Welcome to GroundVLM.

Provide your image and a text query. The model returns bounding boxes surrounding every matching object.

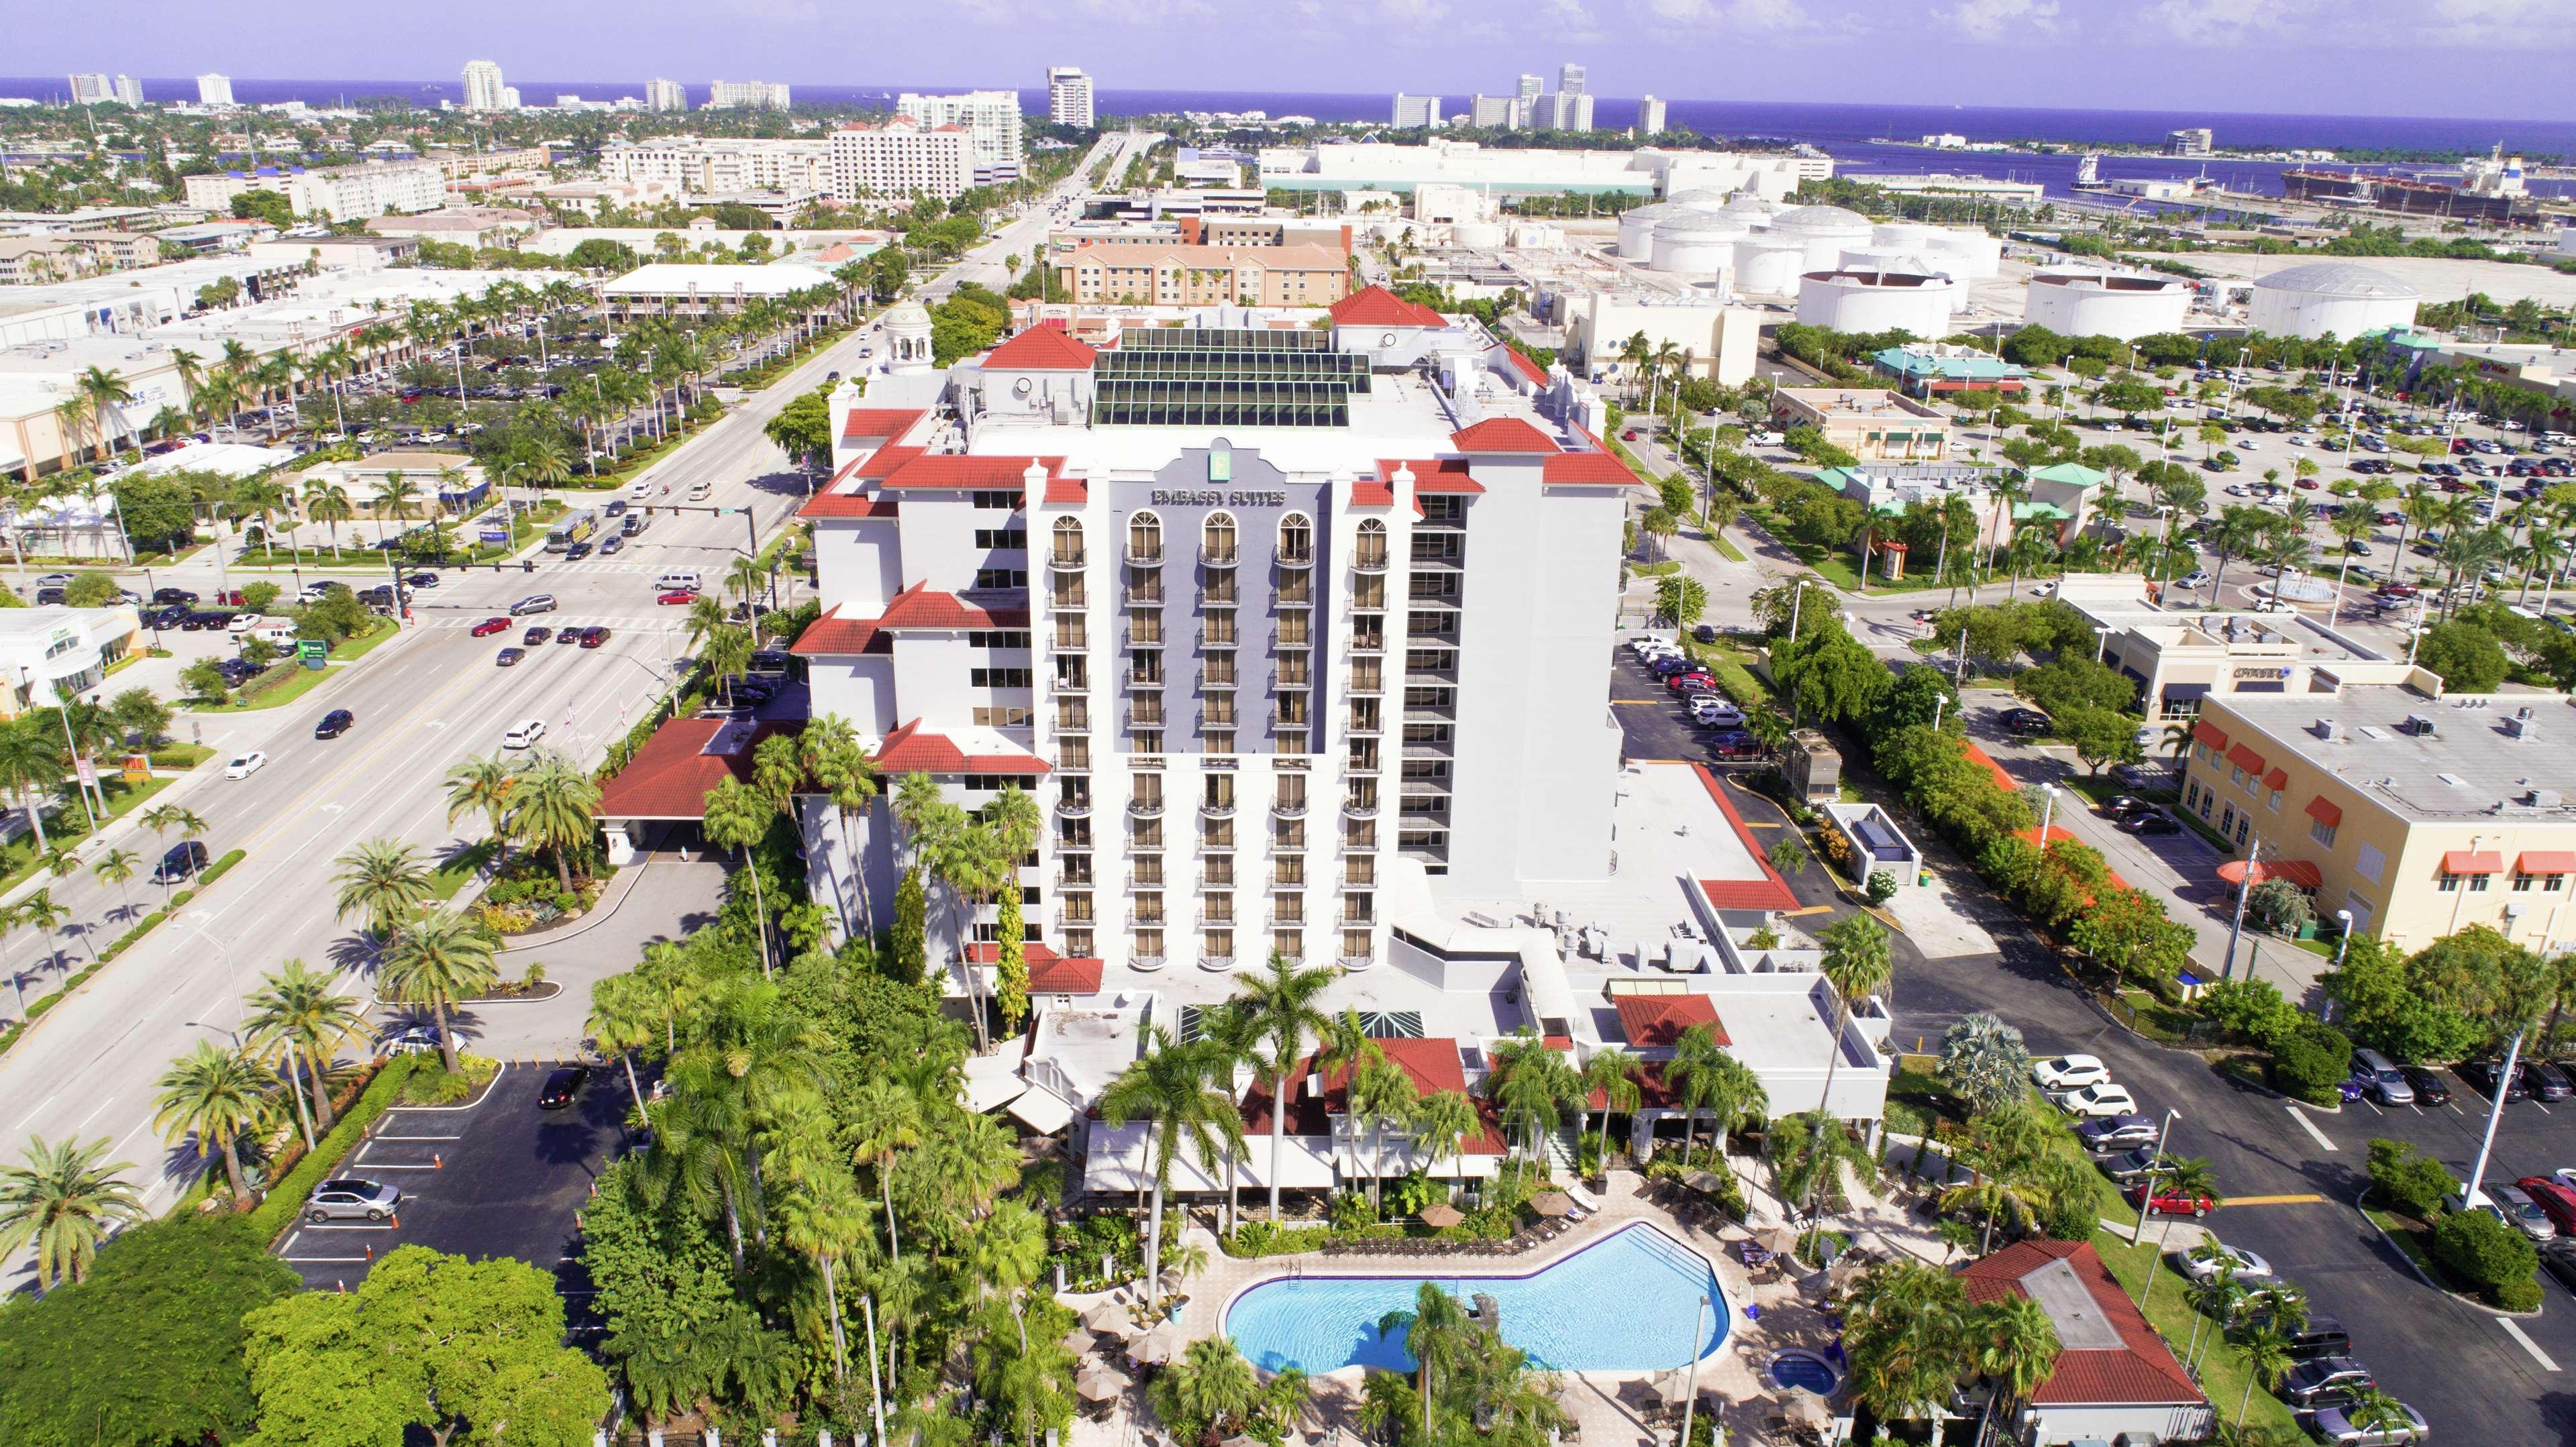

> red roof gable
[876,581,1029,630]
[1504,348,1549,386]
[962,941,1106,995]
[1690,762,1802,913]
[1376,458,1486,495]
[1329,284,1445,328]
[1450,417,1562,454]
[870,718,1050,777]
[1045,476,1088,504]
[1349,479,1394,507]
[1614,994,1728,1049]
[983,327,1098,370]
[1237,1038,1506,1155]
[878,453,1062,492]
[1959,1240,2204,1408]
[598,718,784,821]
[840,407,929,442]
[799,487,900,521]
[789,605,889,657]
[1541,449,1645,488]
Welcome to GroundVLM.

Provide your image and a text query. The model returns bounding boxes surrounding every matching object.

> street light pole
[2220,835,2262,981]
[2464,1028,2527,1210]
[1676,1295,1709,1447]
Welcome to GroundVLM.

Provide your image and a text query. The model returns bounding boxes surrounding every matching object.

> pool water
[1223,1223,1729,1374]
[1769,1350,1841,1395]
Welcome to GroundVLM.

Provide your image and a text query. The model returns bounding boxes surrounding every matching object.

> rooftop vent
[2401,714,2438,737]
[2312,718,2340,741]
[2506,714,2542,741]
[2527,788,2565,808]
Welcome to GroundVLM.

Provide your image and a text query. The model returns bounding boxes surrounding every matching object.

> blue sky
[18,0,2576,121]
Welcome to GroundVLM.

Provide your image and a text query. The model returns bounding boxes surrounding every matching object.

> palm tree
[775,1168,868,1384]
[2139,1156,2224,1309]
[13,890,68,989]
[331,837,431,939]
[1971,1294,2063,1440]
[1098,1028,1241,1315]
[980,784,1043,1028]
[1351,1056,1419,1214]
[377,912,499,1075]
[1805,910,1892,1216]
[443,754,519,872]
[505,754,602,892]
[1233,950,1339,1220]
[927,816,1007,1052]
[1482,1031,1575,1163]
[242,958,368,1139]
[1376,1283,1474,1444]
[703,775,777,976]
[0,1135,146,1289]
[91,846,140,927]
[1666,1024,1767,1165]
[0,716,64,855]
[2234,1323,2296,1426]
[1578,1046,1640,1163]
[74,366,136,458]
[849,1075,922,1261]
[306,482,354,558]
[1766,1111,1873,1244]
[153,1041,273,1206]
[1408,1088,1478,1195]
[584,972,660,1123]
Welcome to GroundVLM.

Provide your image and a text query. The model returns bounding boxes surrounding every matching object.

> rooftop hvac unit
[2313,718,2340,741]
[2526,788,2565,808]
[2505,714,2542,741]
[2401,714,2438,737]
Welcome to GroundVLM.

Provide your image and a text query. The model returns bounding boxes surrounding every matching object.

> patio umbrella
[1420,1203,1465,1228]
[1756,1226,1801,1256]
[1651,1369,1698,1407]
[1130,1323,1182,1365]
[1061,1326,1098,1356]
[1082,1302,1138,1338]
[1530,1191,1574,1218]
[1684,1170,1729,1197]
[1783,1393,1831,1430]
[1824,1256,1867,1292]
[1076,1366,1131,1402]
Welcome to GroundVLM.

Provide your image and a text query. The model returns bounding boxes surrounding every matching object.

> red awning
[2217,858,2322,889]
[2305,796,2344,828]
[2517,852,2576,875]
[2262,767,2289,792]
[2226,743,2267,775]
[2442,851,2505,875]
[2193,721,2228,751]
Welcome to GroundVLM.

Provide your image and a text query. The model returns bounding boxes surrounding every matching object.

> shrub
[2267,1018,2352,1106]
[2367,1138,2459,1220]
[242,1059,413,1242]
[1327,1189,1374,1230]
[2198,978,2298,1049]
[1865,869,1898,904]
[2247,878,2313,935]
[2432,1206,2538,1307]
[2495,1275,2545,1312]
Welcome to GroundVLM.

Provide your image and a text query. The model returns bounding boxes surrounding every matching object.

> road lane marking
[2499,1317,2561,1371]
[72,1095,115,1131]
[375,1134,464,1141]
[2285,1106,2338,1151]
[2224,1193,2327,1206]
[12,1092,58,1130]
[285,1254,373,1263]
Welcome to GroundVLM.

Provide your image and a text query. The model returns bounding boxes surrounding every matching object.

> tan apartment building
[2181,680,2576,953]
[1769,387,1951,462]
[1052,242,1351,309]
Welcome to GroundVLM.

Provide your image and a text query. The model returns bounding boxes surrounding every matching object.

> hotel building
[1047,67,1095,129]
[895,91,1025,185]
[1049,242,1351,308]
[829,117,976,203]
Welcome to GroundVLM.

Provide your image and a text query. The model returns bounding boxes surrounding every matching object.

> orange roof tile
[788,606,888,656]
[876,581,1029,630]
[1329,284,1445,328]
[982,326,1098,370]
[1958,1241,2205,1408]
[1376,458,1485,495]
[1450,417,1561,454]
[1614,994,1727,1049]
[598,718,786,821]
[840,407,929,441]
[1690,763,1801,912]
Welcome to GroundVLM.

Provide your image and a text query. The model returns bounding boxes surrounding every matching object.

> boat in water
[2072,153,2106,190]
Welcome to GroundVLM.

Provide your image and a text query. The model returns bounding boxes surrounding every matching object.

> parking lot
[274,1061,630,1296]
[1610,641,1761,767]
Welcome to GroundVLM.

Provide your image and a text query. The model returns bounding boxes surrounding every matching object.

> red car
[657,589,697,605]
[2126,1182,2214,1218]
[1666,672,1716,693]
[2294,479,2319,490]
[469,617,509,637]
[580,626,611,648]
[2518,1177,2576,1234]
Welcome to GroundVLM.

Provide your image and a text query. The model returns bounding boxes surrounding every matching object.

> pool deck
[1062,1162,1948,1447]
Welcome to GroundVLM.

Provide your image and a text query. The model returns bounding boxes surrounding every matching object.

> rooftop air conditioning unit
[2506,714,2541,741]
[2313,718,2339,741]
[2402,714,2437,737]
[2526,788,2565,808]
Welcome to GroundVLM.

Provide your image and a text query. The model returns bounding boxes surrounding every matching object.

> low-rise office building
[0,605,142,714]
[2059,574,2389,726]
[598,262,841,319]
[1050,242,1351,308]
[2181,680,2576,952]
[1769,388,1951,463]
[1563,290,1761,387]
[1871,343,2028,398]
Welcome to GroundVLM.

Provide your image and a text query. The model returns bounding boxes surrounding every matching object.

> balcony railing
[1055,796,1094,818]
[1347,672,1384,696]
[1127,542,1165,566]
[1127,796,1166,819]
[1272,712,1315,733]
[1337,908,1378,929]
[1124,670,1166,691]
[1353,550,1390,574]
[1349,634,1386,655]
[1342,798,1380,819]
[1200,797,1237,819]
[1048,548,1088,571]
[1127,908,1168,929]
[1202,546,1240,569]
[1271,798,1308,819]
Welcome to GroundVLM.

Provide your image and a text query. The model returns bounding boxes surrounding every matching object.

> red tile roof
[2193,721,2228,751]
[1690,763,1802,913]
[852,444,927,482]
[789,606,889,656]
[2518,851,2576,875]
[1329,284,1445,328]
[1237,1038,1506,1155]
[982,327,1098,370]
[799,490,900,521]
[2443,850,2504,875]
[598,718,783,821]
[1614,994,1728,1050]
[869,718,1050,776]
[878,453,1063,492]
[1504,348,1549,386]
[1349,479,1394,507]
[962,941,1105,995]
[2225,743,2266,775]
[2304,795,2343,827]
[840,407,930,442]
[1450,417,1561,454]
[1541,449,1645,488]
[1044,476,1088,504]
[876,581,1029,630]
[1958,1240,2204,1407]
[2216,857,2321,889]
[1376,458,1486,495]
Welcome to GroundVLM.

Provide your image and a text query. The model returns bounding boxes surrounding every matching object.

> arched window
[1202,511,1238,566]
[1051,517,1085,568]
[1354,519,1389,570]
[1127,511,1163,566]
[1278,513,1313,565]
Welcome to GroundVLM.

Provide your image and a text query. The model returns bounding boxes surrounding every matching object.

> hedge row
[244,1055,421,1242]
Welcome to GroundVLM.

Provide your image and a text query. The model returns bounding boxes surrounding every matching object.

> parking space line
[375,1134,465,1141]
[297,1220,405,1230]
[347,1163,442,1171]
[2225,1193,2327,1206]
[2536,1102,2554,1116]
[2499,1318,2562,1371]
[285,1254,374,1264]
[2285,1106,2339,1151]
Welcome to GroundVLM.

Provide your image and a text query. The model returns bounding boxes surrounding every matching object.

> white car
[1694,701,1746,728]
[2176,1244,2274,1283]
[2053,1083,2142,1118]
[2032,1055,2111,1091]
[502,718,548,751]
[224,750,268,780]
[227,612,266,635]
[299,582,338,602]
[2175,571,2214,590]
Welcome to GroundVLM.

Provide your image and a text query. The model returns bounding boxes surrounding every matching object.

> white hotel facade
[790,288,1639,975]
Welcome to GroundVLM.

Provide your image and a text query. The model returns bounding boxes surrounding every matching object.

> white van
[627,479,656,500]
[685,480,713,501]
[656,569,703,593]
[502,718,548,750]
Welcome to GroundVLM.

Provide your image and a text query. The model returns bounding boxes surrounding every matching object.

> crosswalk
[418,611,692,632]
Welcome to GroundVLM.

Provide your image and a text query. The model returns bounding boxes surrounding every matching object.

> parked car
[495,647,526,667]
[223,751,267,780]
[2000,707,2051,737]
[2516,1177,2576,1235]
[538,1066,590,1110]
[2491,1183,2559,1242]
[2308,1401,2426,1445]
[2073,1114,2160,1153]
[313,708,355,739]
[304,1178,403,1223]
[2052,1083,2141,1118]
[2032,1055,2112,1091]
[470,617,509,637]
[2098,1146,2168,1185]
[378,1023,444,1056]
[2277,1356,2374,1409]
[2125,1181,2214,1217]
[521,626,552,645]
[2462,1057,2534,1101]
[2529,1059,2576,1101]
[2177,1243,2274,1283]
[2400,1066,2453,1106]
[150,587,198,606]
[2100,795,2157,820]
[657,589,698,606]
[581,625,611,648]
[2119,811,2182,836]
[2348,1049,2415,1106]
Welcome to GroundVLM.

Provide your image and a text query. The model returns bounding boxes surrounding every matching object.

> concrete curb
[494,854,656,956]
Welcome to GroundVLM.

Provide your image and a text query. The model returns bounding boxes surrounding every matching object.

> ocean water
[9,78,2571,203]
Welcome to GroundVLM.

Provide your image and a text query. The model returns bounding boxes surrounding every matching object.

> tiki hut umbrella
[1076,1365,1131,1402]
[1530,1191,1574,1218]
[1082,1301,1139,1338]
[1420,1202,1465,1228]
[1130,1322,1184,1365]
[1062,1326,1098,1356]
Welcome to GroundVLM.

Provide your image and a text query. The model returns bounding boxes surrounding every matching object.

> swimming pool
[1223,1222,1729,1374]
[1768,1349,1842,1395]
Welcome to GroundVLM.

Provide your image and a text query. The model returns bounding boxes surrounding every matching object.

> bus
[544,508,599,553]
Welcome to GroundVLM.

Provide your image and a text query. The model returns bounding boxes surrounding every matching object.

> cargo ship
[2281,146,2540,225]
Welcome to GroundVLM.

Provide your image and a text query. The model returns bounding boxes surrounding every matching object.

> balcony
[1275,632,1313,651]
[1347,672,1384,696]
[1124,706,1166,732]
[1127,541,1165,567]
[1197,833,1237,855]
[1272,672,1312,693]
[1055,864,1096,890]
[1403,665,1459,688]
[1052,674,1089,694]
[1346,714,1384,737]
[1055,795,1094,818]
[1055,833,1094,853]
[1342,867,1378,890]
[1349,634,1386,656]
[1124,578,1165,606]
[1196,905,1237,929]
[1271,797,1308,820]
[1278,547,1315,569]
[1048,548,1088,572]
[1272,712,1315,734]
[1198,625,1241,649]
[1200,796,1237,820]
[1267,903,1306,927]
[1129,953,1168,973]
[1055,710,1092,734]
[1353,550,1390,574]
[1201,545,1240,570]
[1053,906,1096,934]
[1127,795,1166,819]
[1342,798,1381,820]
[1336,908,1378,929]
[1127,908,1168,929]
[1123,670,1166,692]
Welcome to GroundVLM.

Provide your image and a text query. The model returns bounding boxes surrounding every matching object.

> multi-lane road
[0,134,1135,1291]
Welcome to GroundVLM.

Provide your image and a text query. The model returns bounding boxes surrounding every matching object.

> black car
[34,587,65,605]
[2400,1066,2453,1106]
[152,604,190,629]
[405,572,438,588]
[1692,624,1718,643]
[538,1066,589,1110]
[2462,1058,2532,1102]
[2100,795,2157,820]
[2075,1114,2161,1153]
[151,840,209,884]
[496,647,526,667]
[314,708,355,740]
[564,541,593,561]
[2279,1356,2374,1409]
[2544,1242,2576,1295]
[2000,708,2051,737]
[556,625,585,645]
[603,498,627,517]
[2530,1061,2576,1102]
[2120,812,2182,837]
[150,587,199,606]
[522,626,552,645]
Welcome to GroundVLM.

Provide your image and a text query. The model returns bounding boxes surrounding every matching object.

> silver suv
[305,1177,402,1222]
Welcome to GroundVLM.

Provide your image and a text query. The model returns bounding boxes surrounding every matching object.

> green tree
[0,1134,146,1289]
[442,754,519,873]
[0,716,64,854]
[701,775,776,976]
[1233,950,1339,1220]
[243,957,369,1140]
[2365,1137,2459,1219]
[379,912,499,1075]
[1098,1030,1243,1314]
[1937,1012,2032,1116]
[762,386,835,469]
[332,837,432,939]
[239,1244,612,1447]
[108,686,172,746]
[152,1042,272,1208]
[1665,1020,1765,1164]
[505,755,602,892]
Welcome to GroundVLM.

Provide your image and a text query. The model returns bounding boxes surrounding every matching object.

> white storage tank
[1733,235,1808,294]
[1766,204,1877,269]
[1666,188,1737,212]
[1839,246,1953,278]
[2247,261,2422,340]
[1451,221,1507,249]
[1720,193,1786,225]
[1507,220,1564,249]
[2023,267,2194,340]
[1616,202,1681,261]
[1651,213,1749,276]
[1797,268,1959,336]
[1915,226,2003,280]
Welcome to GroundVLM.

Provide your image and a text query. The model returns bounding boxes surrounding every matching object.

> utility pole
[2220,835,2261,981]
